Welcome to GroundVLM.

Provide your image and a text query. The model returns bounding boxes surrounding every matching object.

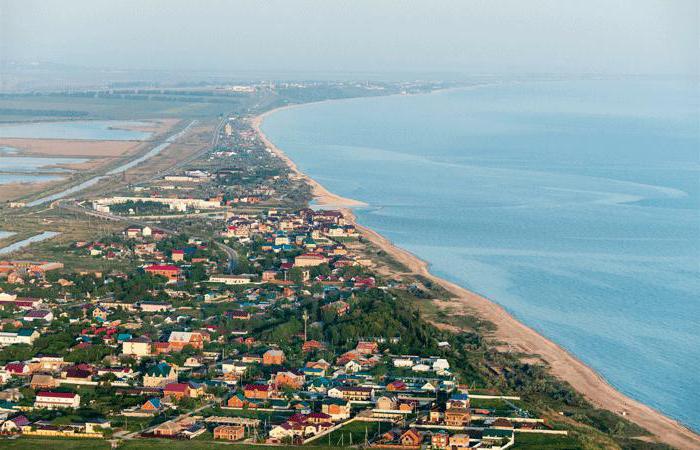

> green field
[306,420,383,447]
[0,94,247,121]
[512,432,583,449]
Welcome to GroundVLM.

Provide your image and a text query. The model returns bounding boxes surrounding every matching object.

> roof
[145,265,180,272]
[145,362,172,377]
[24,310,51,318]
[36,391,77,399]
[164,383,189,393]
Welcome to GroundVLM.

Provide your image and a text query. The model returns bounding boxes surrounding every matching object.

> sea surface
[261,79,700,431]
[0,120,152,140]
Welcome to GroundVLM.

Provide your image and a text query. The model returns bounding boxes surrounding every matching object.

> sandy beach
[253,108,700,450]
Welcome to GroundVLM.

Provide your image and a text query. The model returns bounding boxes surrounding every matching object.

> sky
[1,0,698,77]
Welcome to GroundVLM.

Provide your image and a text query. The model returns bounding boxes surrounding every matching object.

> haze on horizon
[0,0,698,78]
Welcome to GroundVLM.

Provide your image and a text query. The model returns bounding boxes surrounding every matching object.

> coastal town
[0,81,693,450]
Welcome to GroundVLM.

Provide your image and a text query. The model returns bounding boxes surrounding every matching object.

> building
[328,386,374,402]
[400,429,423,447]
[444,407,471,427]
[293,254,328,267]
[262,349,285,366]
[213,424,245,441]
[168,331,209,351]
[122,336,152,357]
[243,384,271,400]
[431,430,450,449]
[23,310,53,322]
[143,362,178,387]
[144,265,181,282]
[208,275,252,285]
[30,374,58,389]
[321,398,351,421]
[0,329,39,347]
[273,371,304,390]
[34,391,80,409]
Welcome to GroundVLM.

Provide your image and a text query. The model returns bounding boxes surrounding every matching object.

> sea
[261,78,700,432]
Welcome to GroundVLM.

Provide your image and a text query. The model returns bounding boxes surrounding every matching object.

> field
[0,437,341,450]
[0,94,251,122]
[306,420,383,447]
[512,432,583,449]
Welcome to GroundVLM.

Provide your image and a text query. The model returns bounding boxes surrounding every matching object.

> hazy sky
[1,0,697,76]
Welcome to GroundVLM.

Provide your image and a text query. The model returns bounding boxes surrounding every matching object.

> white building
[208,275,251,285]
[0,329,39,347]
[34,391,81,409]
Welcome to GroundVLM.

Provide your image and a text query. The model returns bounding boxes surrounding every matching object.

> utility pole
[302,310,309,342]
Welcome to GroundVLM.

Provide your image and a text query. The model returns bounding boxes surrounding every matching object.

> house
[34,391,80,409]
[444,407,471,427]
[243,384,271,400]
[168,331,209,351]
[23,310,53,322]
[221,360,247,376]
[356,341,379,354]
[273,371,305,390]
[491,418,514,429]
[141,397,162,412]
[0,415,30,433]
[164,383,190,400]
[400,428,423,447]
[432,358,450,372]
[92,306,110,322]
[226,310,251,320]
[321,398,351,421]
[214,424,245,441]
[4,362,29,376]
[328,386,374,402]
[143,362,178,387]
[153,421,182,437]
[262,349,285,366]
[144,264,181,282]
[171,250,185,262]
[449,433,471,448]
[226,392,251,408]
[386,380,407,392]
[431,430,450,449]
[375,396,398,411]
[302,340,325,353]
[122,336,152,357]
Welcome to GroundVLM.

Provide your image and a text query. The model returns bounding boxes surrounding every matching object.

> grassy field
[512,432,584,449]
[306,420,383,447]
[0,95,245,121]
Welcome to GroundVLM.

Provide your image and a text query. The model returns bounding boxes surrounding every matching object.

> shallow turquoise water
[0,120,152,140]
[262,79,700,431]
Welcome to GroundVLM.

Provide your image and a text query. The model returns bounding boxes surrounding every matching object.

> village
[0,112,614,450]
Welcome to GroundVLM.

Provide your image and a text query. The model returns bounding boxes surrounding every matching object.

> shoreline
[253,103,700,450]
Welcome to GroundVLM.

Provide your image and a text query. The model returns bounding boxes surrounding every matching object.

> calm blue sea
[261,79,700,432]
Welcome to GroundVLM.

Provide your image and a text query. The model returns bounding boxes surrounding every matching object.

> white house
[432,358,450,372]
[412,363,431,373]
[392,357,415,368]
